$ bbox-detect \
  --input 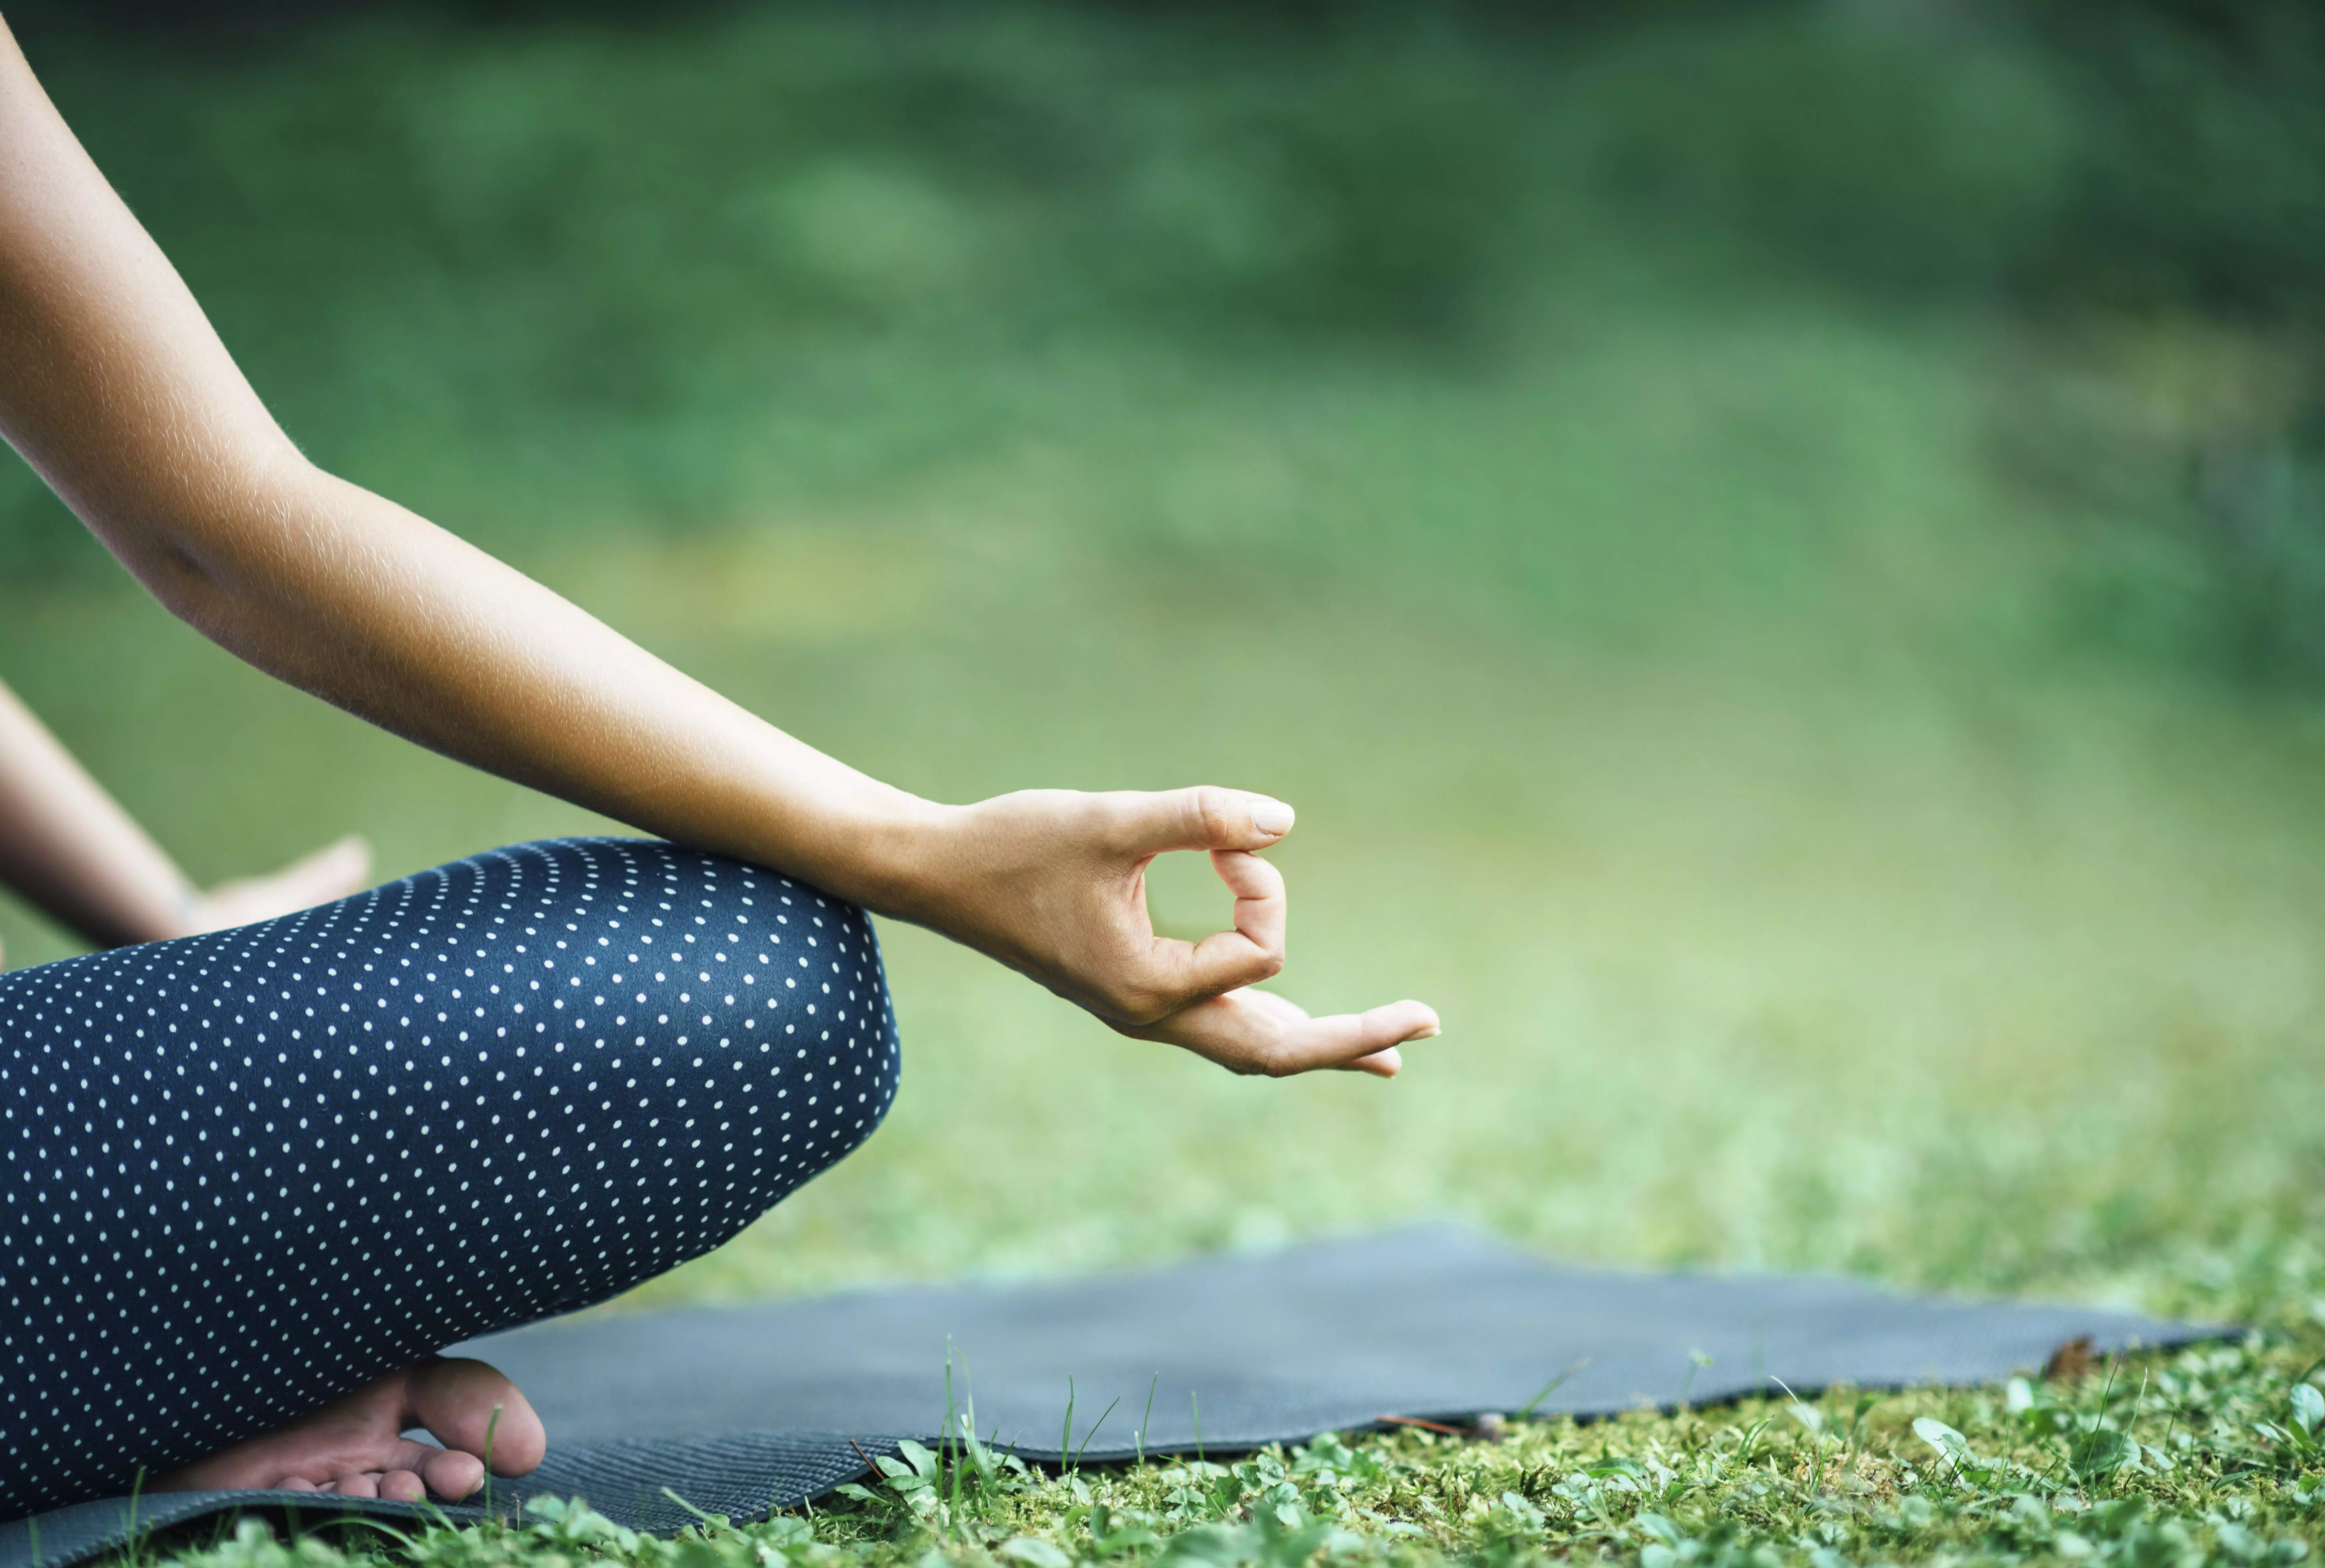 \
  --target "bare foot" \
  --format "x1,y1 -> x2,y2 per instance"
186,836 -> 373,935
157,1357 -> 546,1502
